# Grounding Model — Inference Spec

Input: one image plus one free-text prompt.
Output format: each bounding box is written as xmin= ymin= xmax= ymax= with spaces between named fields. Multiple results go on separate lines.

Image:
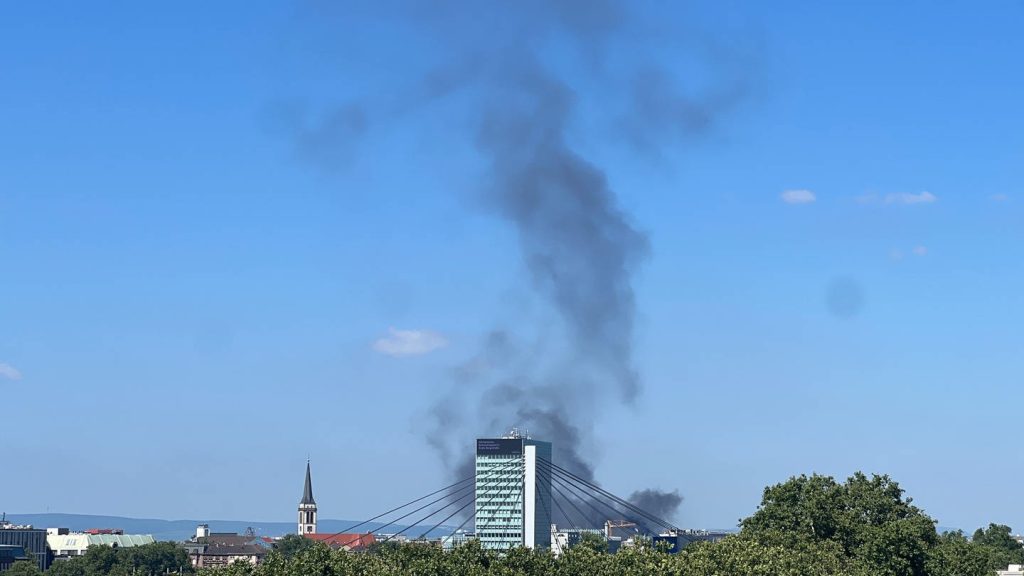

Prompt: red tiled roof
xmin=303 ymin=533 xmax=376 ymax=551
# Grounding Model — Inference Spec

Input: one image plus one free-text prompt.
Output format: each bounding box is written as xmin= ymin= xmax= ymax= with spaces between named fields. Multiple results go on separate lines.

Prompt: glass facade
xmin=475 ymin=440 xmax=524 ymax=550
xmin=474 ymin=436 xmax=552 ymax=551
xmin=0 ymin=528 xmax=48 ymax=571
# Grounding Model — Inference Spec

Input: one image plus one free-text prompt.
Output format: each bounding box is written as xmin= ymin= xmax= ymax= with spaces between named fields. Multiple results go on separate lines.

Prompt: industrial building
xmin=0 ymin=518 xmax=48 ymax=572
xmin=47 ymin=531 xmax=156 ymax=560
xmin=474 ymin=430 xmax=552 ymax=550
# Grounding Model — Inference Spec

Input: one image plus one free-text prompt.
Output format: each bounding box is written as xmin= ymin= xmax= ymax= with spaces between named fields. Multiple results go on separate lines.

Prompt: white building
xmin=474 ymin=429 xmax=552 ymax=550
xmin=183 ymin=526 xmax=267 ymax=568
xmin=47 ymin=533 xmax=156 ymax=559
xmin=550 ymin=526 xmax=604 ymax=556
xmin=999 ymin=565 xmax=1024 ymax=576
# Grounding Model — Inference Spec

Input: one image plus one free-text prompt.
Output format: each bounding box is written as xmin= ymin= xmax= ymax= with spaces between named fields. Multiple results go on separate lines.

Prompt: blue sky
xmin=2 ymin=1 xmax=1023 ymax=532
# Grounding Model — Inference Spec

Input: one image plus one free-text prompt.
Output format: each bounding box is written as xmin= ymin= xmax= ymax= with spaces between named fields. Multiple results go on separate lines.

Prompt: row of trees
xmin=219 ymin=472 xmax=1024 ymax=576
xmin=6 ymin=542 xmax=190 ymax=576
xmin=7 ymin=472 xmax=1023 ymax=576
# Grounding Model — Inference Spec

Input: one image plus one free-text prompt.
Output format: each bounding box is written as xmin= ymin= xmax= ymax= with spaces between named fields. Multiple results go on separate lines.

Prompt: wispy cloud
xmin=991 ymin=194 xmax=1010 ymax=202
xmin=373 ymin=328 xmax=448 ymax=357
xmin=911 ymin=246 xmax=928 ymax=256
xmin=0 ymin=363 xmax=22 ymax=381
xmin=885 ymin=191 xmax=936 ymax=205
xmin=780 ymin=189 xmax=816 ymax=204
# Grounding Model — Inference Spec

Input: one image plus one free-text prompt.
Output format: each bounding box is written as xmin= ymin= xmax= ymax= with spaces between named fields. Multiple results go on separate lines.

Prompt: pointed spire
xmin=301 ymin=460 xmax=316 ymax=505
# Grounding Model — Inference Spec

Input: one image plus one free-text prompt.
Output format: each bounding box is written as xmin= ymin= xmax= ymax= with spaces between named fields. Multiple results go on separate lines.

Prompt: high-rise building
xmin=474 ymin=430 xmax=552 ymax=550
xmin=297 ymin=460 xmax=317 ymax=535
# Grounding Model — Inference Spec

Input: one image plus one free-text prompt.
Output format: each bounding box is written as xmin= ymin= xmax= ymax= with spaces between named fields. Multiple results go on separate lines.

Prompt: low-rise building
xmin=47 ymin=532 xmax=156 ymax=560
xmin=550 ymin=527 xmax=604 ymax=556
xmin=184 ymin=526 xmax=268 ymax=568
xmin=303 ymin=533 xmax=376 ymax=551
xmin=441 ymin=531 xmax=475 ymax=551
xmin=651 ymin=530 xmax=729 ymax=554
xmin=999 ymin=565 xmax=1024 ymax=576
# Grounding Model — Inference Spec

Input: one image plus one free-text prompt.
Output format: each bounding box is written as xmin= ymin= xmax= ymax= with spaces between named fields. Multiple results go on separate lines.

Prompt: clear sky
xmin=2 ymin=1 xmax=1023 ymax=532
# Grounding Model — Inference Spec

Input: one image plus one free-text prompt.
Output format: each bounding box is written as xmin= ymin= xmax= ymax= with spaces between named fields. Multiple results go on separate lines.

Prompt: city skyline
xmin=3 ymin=0 xmax=1024 ymax=536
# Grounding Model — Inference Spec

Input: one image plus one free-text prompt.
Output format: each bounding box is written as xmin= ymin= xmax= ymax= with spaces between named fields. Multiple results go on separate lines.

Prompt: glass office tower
xmin=474 ymin=430 xmax=552 ymax=550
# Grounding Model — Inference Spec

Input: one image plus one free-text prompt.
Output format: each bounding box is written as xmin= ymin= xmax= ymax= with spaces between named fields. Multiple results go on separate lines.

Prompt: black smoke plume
xmin=477 ymin=60 xmax=649 ymax=406
xmin=629 ymin=488 xmax=684 ymax=522
xmin=286 ymin=0 xmax=755 ymax=526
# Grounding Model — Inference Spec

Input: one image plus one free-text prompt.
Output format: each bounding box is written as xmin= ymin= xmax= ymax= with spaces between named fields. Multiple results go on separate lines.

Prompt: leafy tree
xmin=269 ymin=535 xmax=315 ymax=561
xmin=121 ymin=541 xmax=192 ymax=575
xmin=45 ymin=560 xmax=87 ymax=576
xmin=79 ymin=545 xmax=122 ymax=576
xmin=7 ymin=560 xmax=44 ymax=576
xmin=741 ymin=472 xmax=938 ymax=576
xmin=972 ymin=523 xmax=1024 ymax=569
xmin=679 ymin=535 xmax=850 ymax=576
xmin=45 ymin=542 xmax=193 ymax=576
xmin=197 ymin=559 xmax=254 ymax=576
xmin=576 ymin=532 xmax=608 ymax=554
xmin=927 ymin=531 xmax=992 ymax=576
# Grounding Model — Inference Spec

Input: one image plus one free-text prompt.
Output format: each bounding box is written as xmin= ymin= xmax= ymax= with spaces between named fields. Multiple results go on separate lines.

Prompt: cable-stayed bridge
xmin=317 ymin=437 xmax=719 ymax=555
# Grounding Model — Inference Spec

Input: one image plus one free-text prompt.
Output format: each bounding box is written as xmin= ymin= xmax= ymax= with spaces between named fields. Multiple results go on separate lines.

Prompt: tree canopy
xmin=37 ymin=474 xmax=1024 ymax=576
xmin=7 ymin=560 xmax=44 ymax=576
xmin=45 ymin=542 xmax=191 ymax=576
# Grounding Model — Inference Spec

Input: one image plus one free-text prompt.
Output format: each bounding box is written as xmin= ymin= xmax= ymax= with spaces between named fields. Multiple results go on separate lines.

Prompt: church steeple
xmin=301 ymin=460 xmax=315 ymax=505
xmin=297 ymin=460 xmax=317 ymax=535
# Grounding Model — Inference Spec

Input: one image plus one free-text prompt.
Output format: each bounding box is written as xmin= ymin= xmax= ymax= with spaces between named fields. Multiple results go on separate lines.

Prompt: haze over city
xmin=3 ymin=0 xmax=1023 ymax=543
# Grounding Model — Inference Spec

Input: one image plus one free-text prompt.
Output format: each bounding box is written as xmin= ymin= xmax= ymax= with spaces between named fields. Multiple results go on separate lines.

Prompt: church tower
xmin=297 ymin=460 xmax=317 ymax=535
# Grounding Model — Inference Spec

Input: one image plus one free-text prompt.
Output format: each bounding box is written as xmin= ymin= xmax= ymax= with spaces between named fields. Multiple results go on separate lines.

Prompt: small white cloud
xmin=856 ymin=193 xmax=880 ymax=204
xmin=912 ymin=246 xmax=928 ymax=256
xmin=885 ymin=191 xmax=936 ymax=205
xmin=890 ymin=249 xmax=905 ymax=261
xmin=780 ymin=189 xmax=816 ymax=204
xmin=373 ymin=328 xmax=448 ymax=357
xmin=991 ymin=194 xmax=1010 ymax=202
xmin=0 ymin=363 xmax=22 ymax=381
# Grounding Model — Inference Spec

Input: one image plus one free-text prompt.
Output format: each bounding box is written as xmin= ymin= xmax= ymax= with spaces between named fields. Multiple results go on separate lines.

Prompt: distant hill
xmin=4 ymin=514 xmax=456 ymax=542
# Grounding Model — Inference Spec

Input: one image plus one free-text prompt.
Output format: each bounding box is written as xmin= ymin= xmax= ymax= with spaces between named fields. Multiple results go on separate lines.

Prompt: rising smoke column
xmin=443 ymin=56 xmax=649 ymax=487
xmin=285 ymin=0 xmax=753 ymax=524
xmin=476 ymin=61 xmax=649 ymax=405
xmin=413 ymin=2 xmax=751 ymax=523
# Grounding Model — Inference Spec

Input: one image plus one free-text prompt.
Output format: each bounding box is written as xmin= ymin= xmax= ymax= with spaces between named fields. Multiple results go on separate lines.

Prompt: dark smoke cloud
xmin=420 ymin=48 xmax=660 ymax=519
xmin=283 ymin=0 xmax=757 ymax=524
xmin=477 ymin=60 xmax=649 ymax=405
xmin=624 ymin=66 xmax=748 ymax=153
xmin=629 ymin=488 xmax=683 ymax=521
